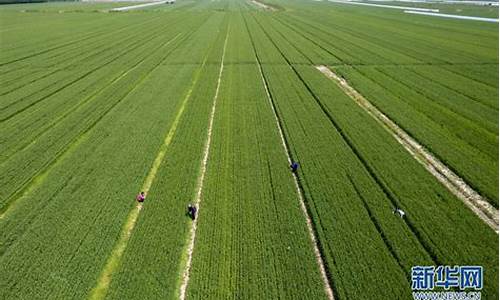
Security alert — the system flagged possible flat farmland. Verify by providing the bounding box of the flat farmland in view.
[0,0,498,299]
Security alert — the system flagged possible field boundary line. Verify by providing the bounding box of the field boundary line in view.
[316,65,499,233]
[178,28,229,300]
[242,12,335,300]
[87,35,214,300]
[252,39,335,300]
[257,60,336,300]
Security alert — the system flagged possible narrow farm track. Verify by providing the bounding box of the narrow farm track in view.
[253,37,335,300]
[316,65,499,233]
[0,32,185,220]
[0,12,212,223]
[240,11,336,300]
[256,14,498,227]
[178,28,229,300]
[88,53,210,300]
[269,10,499,204]
[0,1,498,299]
[256,19,442,264]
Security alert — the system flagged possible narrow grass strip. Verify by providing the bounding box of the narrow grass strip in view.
[254,55,335,300]
[178,29,230,300]
[87,36,217,300]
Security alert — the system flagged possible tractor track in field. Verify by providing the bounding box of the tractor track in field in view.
[251,12,443,274]
[178,27,230,300]
[259,11,498,235]
[244,14,336,300]
[0,30,187,221]
[316,65,499,233]
[87,18,214,300]
[274,12,498,211]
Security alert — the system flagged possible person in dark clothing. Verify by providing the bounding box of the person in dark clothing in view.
[290,162,299,173]
[187,204,197,220]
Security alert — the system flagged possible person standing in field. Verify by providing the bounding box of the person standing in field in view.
[187,204,197,220]
[393,207,405,218]
[136,192,146,203]
[290,162,299,173]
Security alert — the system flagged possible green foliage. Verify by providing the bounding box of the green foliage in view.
[0,0,497,299]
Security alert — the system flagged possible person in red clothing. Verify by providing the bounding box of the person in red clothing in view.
[136,192,146,203]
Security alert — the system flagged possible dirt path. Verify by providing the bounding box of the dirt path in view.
[255,63,335,299]
[86,35,210,300]
[316,65,498,234]
[178,30,230,300]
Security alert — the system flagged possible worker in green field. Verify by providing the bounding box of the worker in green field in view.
[187,203,197,220]
[393,207,405,218]
[290,161,299,173]
[136,191,146,203]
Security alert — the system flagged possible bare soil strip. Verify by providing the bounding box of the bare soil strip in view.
[316,65,498,233]
[250,0,276,11]
[178,31,230,300]
[87,38,213,300]
[256,65,335,299]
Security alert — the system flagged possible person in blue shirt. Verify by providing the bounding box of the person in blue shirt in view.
[187,204,197,220]
[290,162,299,173]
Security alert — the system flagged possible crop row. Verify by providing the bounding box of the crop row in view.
[244,9,498,299]
[0,12,217,299]
[0,13,209,216]
[249,8,499,204]
[334,66,498,204]
[186,15,327,299]
[103,14,229,300]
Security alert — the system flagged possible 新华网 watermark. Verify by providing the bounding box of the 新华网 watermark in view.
[411,266,483,300]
